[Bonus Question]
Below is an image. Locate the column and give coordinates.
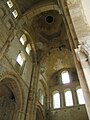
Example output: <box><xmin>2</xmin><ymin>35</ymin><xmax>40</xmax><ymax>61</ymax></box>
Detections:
<box><xmin>16</xmin><ymin>110</ymin><xmax>25</xmax><ymax>120</ymax></box>
<box><xmin>71</xmin><ymin>89</ymin><xmax>78</xmax><ymax>106</ymax></box>
<box><xmin>50</xmin><ymin>94</ymin><xmax>53</xmax><ymax>109</ymax></box>
<box><xmin>25</xmin><ymin>63</ymin><xmax>39</xmax><ymax>120</ymax></box>
<box><xmin>60</xmin><ymin>91</ymin><xmax>65</xmax><ymax>108</ymax></box>
<box><xmin>74</xmin><ymin>50</ymin><xmax>90</xmax><ymax>119</ymax></box>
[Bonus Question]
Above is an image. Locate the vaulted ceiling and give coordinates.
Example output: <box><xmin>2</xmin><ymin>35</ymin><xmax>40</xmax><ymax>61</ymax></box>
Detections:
<box><xmin>15</xmin><ymin>0</ymin><xmax>57</xmax><ymax>14</ymax></box>
<box><xmin>29</xmin><ymin>9</ymin><xmax>75</xmax><ymax>82</ymax></box>
<box><xmin>15</xmin><ymin>0</ymin><xmax>78</xmax><ymax>85</ymax></box>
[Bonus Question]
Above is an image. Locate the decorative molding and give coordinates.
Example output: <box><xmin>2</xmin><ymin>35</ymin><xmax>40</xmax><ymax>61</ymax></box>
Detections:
<box><xmin>75</xmin><ymin>41</ymin><xmax>90</xmax><ymax>62</ymax></box>
<box><xmin>0</xmin><ymin>72</ymin><xmax>24</xmax><ymax>111</ymax></box>
<box><xmin>67</xmin><ymin>0</ymin><xmax>78</xmax><ymax>5</ymax></box>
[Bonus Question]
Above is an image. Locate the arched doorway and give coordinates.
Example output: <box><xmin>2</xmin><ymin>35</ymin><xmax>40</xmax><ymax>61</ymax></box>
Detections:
<box><xmin>0</xmin><ymin>75</ymin><xmax>23</xmax><ymax>120</ymax></box>
<box><xmin>0</xmin><ymin>85</ymin><xmax>15</xmax><ymax>120</ymax></box>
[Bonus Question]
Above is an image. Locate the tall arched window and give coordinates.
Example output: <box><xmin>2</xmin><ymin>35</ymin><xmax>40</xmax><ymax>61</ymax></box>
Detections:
<box><xmin>61</xmin><ymin>71</ymin><xmax>70</xmax><ymax>84</ymax></box>
<box><xmin>7</xmin><ymin>0</ymin><xmax>13</xmax><ymax>8</ymax></box>
<box><xmin>53</xmin><ymin>91</ymin><xmax>60</xmax><ymax>109</ymax></box>
<box><xmin>16</xmin><ymin>51</ymin><xmax>25</xmax><ymax>66</ymax></box>
<box><xmin>65</xmin><ymin>90</ymin><xmax>73</xmax><ymax>106</ymax></box>
<box><xmin>38</xmin><ymin>89</ymin><xmax>44</xmax><ymax>105</ymax></box>
<box><xmin>26</xmin><ymin>43</ymin><xmax>31</xmax><ymax>55</ymax></box>
<box><xmin>77</xmin><ymin>88</ymin><xmax>85</xmax><ymax>104</ymax></box>
<box><xmin>20</xmin><ymin>34</ymin><xmax>27</xmax><ymax>45</ymax></box>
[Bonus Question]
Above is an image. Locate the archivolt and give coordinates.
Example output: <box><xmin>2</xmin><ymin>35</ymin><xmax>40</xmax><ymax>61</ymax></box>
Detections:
<box><xmin>0</xmin><ymin>73</ymin><xmax>24</xmax><ymax>111</ymax></box>
<box><xmin>24</xmin><ymin>3</ymin><xmax>61</xmax><ymax>19</ymax></box>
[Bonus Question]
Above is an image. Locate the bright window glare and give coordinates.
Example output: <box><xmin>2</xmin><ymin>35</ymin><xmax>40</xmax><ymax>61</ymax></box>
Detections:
<box><xmin>16</xmin><ymin>52</ymin><xmax>25</xmax><ymax>66</ymax></box>
<box><xmin>26</xmin><ymin>44</ymin><xmax>31</xmax><ymax>55</ymax></box>
<box><xmin>40</xmin><ymin>95</ymin><xmax>44</xmax><ymax>105</ymax></box>
<box><xmin>65</xmin><ymin>90</ymin><xmax>73</xmax><ymax>106</ymax></box>
<box><xmin>12</xmin><ymin>10</ymin><xmax>18</xmax><ymax>18</ymax></box>
<box><xmin>7</xmin><ymin>0</ymin><xmax>13</xmax><ymax>8</ymax></box>
<box><xmin>53</xmin><ymin>92</ymin><xmax>60</xmax><ymax>108</ymax></box>
<box><xmin>20</xmin><ymin>34</ymin><xmax>27</xmax><ymax>45</ymax></box>
<box><xmin>77</xmin><ymin>88</ymin><xmax>85</xmax><ymax>104</ymax></box>
<box><xmin>39</xmin><ymin>90</ymin><xmax>44</xmax><ymax>105</ymax></box>
<box><xmin>62</xmin><ymin>71</ymin><xmax>70</xmax><ymax>84</ymax></box>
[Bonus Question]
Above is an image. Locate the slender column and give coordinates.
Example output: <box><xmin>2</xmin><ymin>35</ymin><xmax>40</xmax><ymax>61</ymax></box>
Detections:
<box><xmin>74</xmin><ymin>48</ymin><xmax>90</xmax><ymax>119</ymax></box>
<box><xmin>71</xmin><ymin>89</ymin><xmax>78</xmax><ymax>106</ymax></box>
<box><xmin>60</xmin><ymin>91</ymin><xmax>65</xmax><ymax>108</ymax></box>
<box><xmin>58</xmin><ymin>0</ymin><xmax>79</xmax><ymax>48</ymax></box>
<box><xmin>25</xmin><ymin>63</ymin><xmax>39</xmax><ymax>120</ymax></box>
<box><xmin>16</xmin><ymin>110</ymin><xmax>25</xmax><ymax>120</ymax></box>
<box><xmin>46</xmin><ymin>94</ymin><xmax>50</xmax><ymax>110</ymax></box>
<box><xmin>75</xmin><ymin>57</ymin><xmax>90</xmax><ymax>119</ymax></box>
<box><xmin>77</xmin><ymin>48</ymin><xmax>90</xmax><ymax>91</ymax></box>
<box><xmin>50</xmin><ymin>94</ymin><xmax>53</xmax><ymax>109</ymax></box>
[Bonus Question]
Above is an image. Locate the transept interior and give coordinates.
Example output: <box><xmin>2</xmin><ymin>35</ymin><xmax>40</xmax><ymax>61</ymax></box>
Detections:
<box><xmin>0</xmin><ymin>0</ymin><xmax>90</xmax><ymax>120</ymax></box>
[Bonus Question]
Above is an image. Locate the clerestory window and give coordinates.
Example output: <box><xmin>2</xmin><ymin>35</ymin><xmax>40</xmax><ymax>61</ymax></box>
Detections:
<box><xmin>20</xmin><ymin>34</ymin><xmax>27</xmax><ymax>45</ymax></box>
<box><xmin>65</xmin><ymin>90</ymin><xmax>73</xmax><ymax>106</ymax></box>
<box><xmin>77</xmin><ymin>88</ymin><xmax>85</xmax><ymax>104</ymax></box>
<box><xmin>53</xmin><ymin>91</ymin><xmax>60</xmax><ymax>109</ymax></box>
<box><xmin>16</xmin><ymin>51</ymin><xmax>25</xmax><ymax>66</ymax></box>
<box><xmin>7</xmin><ymin>0</ymin><xmax>13</xmax><ymax>8</ymax></box>
<box><xmin>26</xmin><ymin>43</ymin><xmax>31</xmax><ymax>55</ymax></box>
<box><xmin>12</xmin><ymin>10</ymin><xmax>18</xmax><ymax>18</ymax></box>
<box><xmin>38</xmin><ymin>89</ymin><xmax>44</xmax><ymax>105</ymax></box>
<box><xmin>61</xmin><ymin>71</ymin><xmax>70</xmax><ymax>84</ymax></box>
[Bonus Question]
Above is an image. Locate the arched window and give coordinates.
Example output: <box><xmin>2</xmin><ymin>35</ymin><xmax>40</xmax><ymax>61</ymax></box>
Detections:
<box><xmin>20</xmin><ymin>34</ymin><xmax>27</xmax><ymax>45</ymax></box>
<box><xmin>26</xmin><ymin>43</ymin><xmax>31</xmax><ymax>55</ymax></box>
<box><xmin>12</xmin><ymin>10</ymin><xmax>18</xmax><ymax>18</ymax></box>
<box><xmin>7</xmin><ymin>0</ymin><xmax>13</xmax><ymax>8</ymax></box>
<box><xmin>77</xmin><ymin>88</ymin><xmax>85</xmax><ymax>104</ymax></box>
<box><xmin>53</xmin><ymin>91</ymin><xmax>60</xmax><ymax>108</ymax></box>
<box><xmin>38</xmin><ymin>89</ymin><xmax>44</xmax><ymax>105</ymax></box>
<box><xmin>16</xmin><ymin>51</ymin><xmax>25</xmax><ymax>66</ymax></box>
<box><xmin>61</xmin><ymin>71</ymin><xmax>70</xmax><ymax>84</ymax></box>
<box><xmin>65</xmin><ymin>90</ymin><xmax>73</xmax><ymax>106</ymax></box>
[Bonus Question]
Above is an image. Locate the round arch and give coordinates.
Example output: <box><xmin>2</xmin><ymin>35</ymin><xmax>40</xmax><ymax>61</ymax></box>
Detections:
<box><xmin>24</xmin><ymin>4</ymin><xmax>61</xmax><ymax>19</ymax></box>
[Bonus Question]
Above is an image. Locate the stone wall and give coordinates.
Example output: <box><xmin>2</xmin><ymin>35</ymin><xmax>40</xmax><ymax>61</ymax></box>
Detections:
<box><xmin>0</xmin><ymin>1</ymin><xmax>33</xmax><ymax>119</ymax></box>
<box><xmin>50</xmin><ymin>105</ymin><xmax>88</xmax><ymax>120</ymax></box>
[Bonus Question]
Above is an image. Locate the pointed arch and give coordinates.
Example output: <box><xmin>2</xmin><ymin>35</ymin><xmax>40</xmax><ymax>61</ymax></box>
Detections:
<box><xmin>0</xmin><ymin>73</ymin><xmax>24</xmax><ymax>111</ymax></box>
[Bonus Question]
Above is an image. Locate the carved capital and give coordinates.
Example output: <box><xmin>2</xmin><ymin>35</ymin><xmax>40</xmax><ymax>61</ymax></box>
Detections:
<box><xmin>81</xmin><ymin>41</ymin><xmax>90</xmax><ymax>62</ymax></box>
<box><xmin>75</xmin><ymin>45</ymin><xmax>87</xmax><ymax>62</ymax></box>
<box><xmin>75</xmin><ymin>45</ymin><xmax>81</xmax><ymax>61</ymax></box>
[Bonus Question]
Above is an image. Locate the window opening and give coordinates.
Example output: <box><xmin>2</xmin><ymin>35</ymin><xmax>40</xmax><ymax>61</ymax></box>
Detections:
<box><xmin>12</xmin><ymin>10</ymin><xmax>18</xmax><ymax>18</ymax></box>
<box><xmin>77</xmin><ymin>88</ymin><xmax>85</xmax><ymax>104</ymax></box>
<box><xmin>20</xmin><ymin>34</ymin><xmax>27</xmax><ymax>45</ymax></box>
<box><xmin>39</xmin><ymin>89</ymin><xmax>44</xmax><ymax>105</ymax></box>
<box><xmin>16</xmin><ymin>51</ymin><xmax>25</xmax><ymax>66</ymax></box>
<box><xmin>26</xmin><ymin>44</ymin><xmax>31</xmax><ymax>55</ymax></box>
<box><xmin>7</xmin><ymin>0</ymin><xmax>13</xmax><ymax>8</ymax></box>
<box><xmin>62</xmin><ymin>71</ymin><xmax>70</xmax><ymax>84</ymax></box>
<box><xmin>53</xmin><ymin>91</ymin><xmax>60</xmax><ymax>108</ymax></box>
<box><xmin>65</xmin><ymin>90</ymin><xmax>73</xmax><ymax>106</ymax></box>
